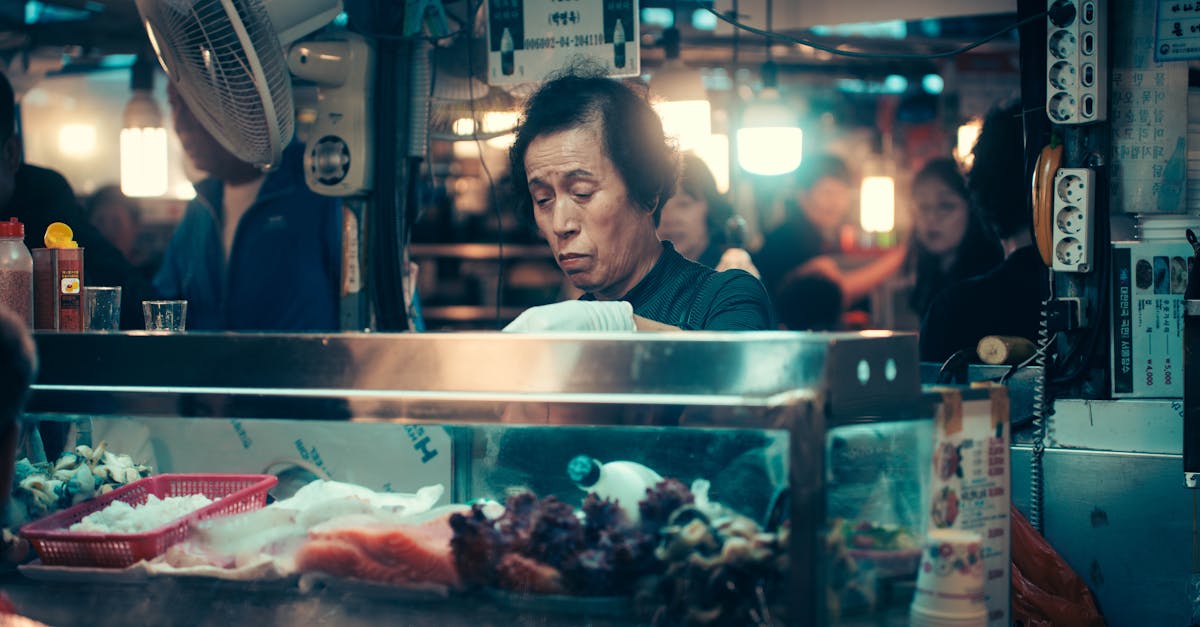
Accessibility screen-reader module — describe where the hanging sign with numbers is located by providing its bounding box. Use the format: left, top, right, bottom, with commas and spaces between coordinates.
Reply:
486, 0, 640, 85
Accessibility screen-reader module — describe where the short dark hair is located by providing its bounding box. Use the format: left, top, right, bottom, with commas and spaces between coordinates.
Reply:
509, 68, 677, 224
85, 185, 139, 223
678, 152, 734, 244
967, 100, 1028, 240
775, 270, 843, 331
0, 71, 13, 143
795, 153, 851, 192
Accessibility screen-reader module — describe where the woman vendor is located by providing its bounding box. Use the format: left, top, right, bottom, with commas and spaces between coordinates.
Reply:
503, 69, 772, 332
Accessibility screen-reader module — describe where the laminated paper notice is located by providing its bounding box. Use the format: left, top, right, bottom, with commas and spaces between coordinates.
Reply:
1154, 0, 1200, 61
928, 386, 1011, 627
1111, 0, 1188, 214
486, 0, 640, 85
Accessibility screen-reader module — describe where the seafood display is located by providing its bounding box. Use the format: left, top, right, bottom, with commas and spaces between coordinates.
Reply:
638, 481, 789, 626
7, 443, 151, 528
69, 494, 214, 533
449, 479, 693, 596
294, 513, 461, 588
159, 481, 447, 576
449, 478, 790, 624
13, 473, 791, 623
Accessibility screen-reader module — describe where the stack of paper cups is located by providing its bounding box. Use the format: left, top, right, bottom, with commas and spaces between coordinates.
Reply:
910, 529, 987, 627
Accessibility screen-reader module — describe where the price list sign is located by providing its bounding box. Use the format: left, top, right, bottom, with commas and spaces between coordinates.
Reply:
1155, 0, 1200, 60
486, 0, 639, 85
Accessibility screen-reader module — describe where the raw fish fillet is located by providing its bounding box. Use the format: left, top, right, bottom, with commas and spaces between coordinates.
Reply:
294, 514, 460, 588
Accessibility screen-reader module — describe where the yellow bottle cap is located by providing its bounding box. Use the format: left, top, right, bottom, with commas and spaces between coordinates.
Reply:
44, 222, 76, 248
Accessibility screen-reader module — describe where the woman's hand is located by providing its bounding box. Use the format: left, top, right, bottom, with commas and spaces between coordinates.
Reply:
503, 300, 636, 332
715, 248, 761, 279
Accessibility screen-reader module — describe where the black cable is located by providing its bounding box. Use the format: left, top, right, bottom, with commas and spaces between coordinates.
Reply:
365, 29, 464, 43
463, 0, 504, 327
702, 8, 1046, 60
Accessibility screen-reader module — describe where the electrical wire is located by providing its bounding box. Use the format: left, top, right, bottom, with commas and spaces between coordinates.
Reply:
702, 7, 1046, 60
464, 0, 504, 327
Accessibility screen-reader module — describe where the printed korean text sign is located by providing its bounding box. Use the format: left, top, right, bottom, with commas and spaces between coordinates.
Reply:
1156, 0, 1200, 61
1112, 0, 1188, 214
486, 0, 640, 85
928, 385, 1011, 627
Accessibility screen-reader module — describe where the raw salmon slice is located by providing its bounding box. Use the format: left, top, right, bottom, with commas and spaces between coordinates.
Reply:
295, 516, 460, 588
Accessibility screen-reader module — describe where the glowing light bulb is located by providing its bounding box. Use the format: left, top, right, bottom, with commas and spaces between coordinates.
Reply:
120, 90, 168, 197
737, 90, 802, 176
860, 176, 896, 233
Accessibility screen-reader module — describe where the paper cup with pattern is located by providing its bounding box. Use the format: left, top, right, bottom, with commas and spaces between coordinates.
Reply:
910, 528, 987, 625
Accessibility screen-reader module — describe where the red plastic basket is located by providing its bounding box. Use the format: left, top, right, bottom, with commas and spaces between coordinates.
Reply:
19, 473, 277, 568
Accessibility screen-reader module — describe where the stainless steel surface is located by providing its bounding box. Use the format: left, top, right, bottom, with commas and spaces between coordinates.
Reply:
30, 331, 921, 422
1048, 399, 1183, 454
1012, 446, 1190, 626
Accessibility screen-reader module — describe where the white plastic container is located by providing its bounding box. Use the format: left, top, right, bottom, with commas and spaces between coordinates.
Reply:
0, 217, 33, 327
566, 455, 662, 524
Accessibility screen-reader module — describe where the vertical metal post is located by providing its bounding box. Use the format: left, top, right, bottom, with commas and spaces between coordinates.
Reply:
788, 401, 824, 625
1185, 301, 1200, 488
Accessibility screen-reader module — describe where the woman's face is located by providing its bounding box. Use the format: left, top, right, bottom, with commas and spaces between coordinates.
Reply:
801, 177, 852, 232
526, 126, 659, 299
912, 177, 969, 257
657, 185, 710, 262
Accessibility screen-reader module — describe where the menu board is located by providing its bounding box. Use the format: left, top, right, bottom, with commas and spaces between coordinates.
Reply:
1155, 0, 1200, 61
1111, 240, 1190, 397
928, 385, 1011, 627
486, 0, 640, 85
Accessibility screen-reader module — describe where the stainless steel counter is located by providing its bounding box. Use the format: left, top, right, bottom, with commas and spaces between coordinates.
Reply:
19, 330, 925, 626
29, 331, 921, 423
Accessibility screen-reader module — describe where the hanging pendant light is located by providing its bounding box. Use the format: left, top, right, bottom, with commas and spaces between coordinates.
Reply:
120, 53, 168, 197
737, 61, 802, 176
735, 0, 802, 176
649, 23, 711, 152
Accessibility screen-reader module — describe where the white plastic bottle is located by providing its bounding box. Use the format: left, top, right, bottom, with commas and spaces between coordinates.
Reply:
0, 218, 33, 327
567, 455, 662, 524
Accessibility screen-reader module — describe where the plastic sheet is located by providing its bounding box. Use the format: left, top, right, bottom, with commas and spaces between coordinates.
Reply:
1010, 505, 1105, 627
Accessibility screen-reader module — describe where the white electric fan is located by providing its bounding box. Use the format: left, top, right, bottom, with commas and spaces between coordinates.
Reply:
136, 0, 374, 196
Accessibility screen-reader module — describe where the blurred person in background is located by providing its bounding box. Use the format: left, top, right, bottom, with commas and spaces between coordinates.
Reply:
920, 101, 1049, 362
906, 158, 1002, 318
657, 152, 760, 277
754, 154, 907, 317
503, 69, 772, 332
84, 185, 138, 264
84, 185, 161, 281
754, 154, 853, 295
156, 82, 341, 331
0, 71, 149, 330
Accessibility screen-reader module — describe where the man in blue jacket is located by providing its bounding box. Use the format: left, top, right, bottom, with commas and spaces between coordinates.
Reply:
155, 84, 340, 331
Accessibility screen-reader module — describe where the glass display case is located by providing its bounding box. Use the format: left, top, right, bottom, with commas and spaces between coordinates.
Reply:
7, 331, 929, 626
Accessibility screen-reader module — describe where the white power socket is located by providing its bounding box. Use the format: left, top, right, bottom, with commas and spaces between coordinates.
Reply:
1052, 167, 1094, 272
1045, 0, 1106, 124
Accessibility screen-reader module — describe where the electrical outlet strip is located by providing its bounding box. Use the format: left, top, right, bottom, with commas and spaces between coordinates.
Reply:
1052, 167, 1095, 272
1046, 0, 1107, 124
